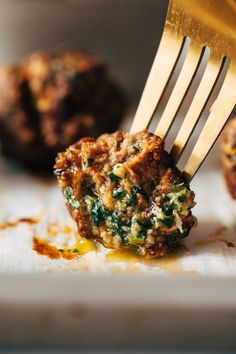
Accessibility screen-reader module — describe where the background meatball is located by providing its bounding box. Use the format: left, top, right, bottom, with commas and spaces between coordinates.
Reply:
55, 131, 196, 257
0, 50, 127, 170
221, 116, 236, 198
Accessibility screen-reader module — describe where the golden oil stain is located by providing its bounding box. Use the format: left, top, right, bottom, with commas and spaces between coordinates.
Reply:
74, 236, 97, 254
106, 244, 190, 274
195, 239, 217, 247
47, 222, 73, 237
33, 234, 97, 260
0, 217, 39, 231
33, 237, 80, 260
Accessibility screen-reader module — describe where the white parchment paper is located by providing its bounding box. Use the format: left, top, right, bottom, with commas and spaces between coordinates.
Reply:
0, 137, 235, 276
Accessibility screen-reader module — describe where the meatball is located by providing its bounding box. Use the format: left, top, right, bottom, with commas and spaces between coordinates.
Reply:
0, 50, 126, 170
221, 116, 236, 198
55, 131, 196, 257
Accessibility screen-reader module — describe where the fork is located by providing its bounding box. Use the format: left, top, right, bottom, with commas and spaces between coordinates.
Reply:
130, 0, 236, 182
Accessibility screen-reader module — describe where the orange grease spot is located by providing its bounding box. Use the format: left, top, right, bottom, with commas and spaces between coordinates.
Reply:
0, 217, 39, 231
33, 237, 79, 260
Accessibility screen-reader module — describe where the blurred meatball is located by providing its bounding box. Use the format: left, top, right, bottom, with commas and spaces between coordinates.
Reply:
221, 116, 236, 198
0, 50, 127, 170
55, 131, 196, 257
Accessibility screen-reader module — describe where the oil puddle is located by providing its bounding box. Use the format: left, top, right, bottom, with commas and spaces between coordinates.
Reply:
106, 243, 191, 274
195, 239, 217, 247
33, 236, 97, 260
33, 221, 97, 260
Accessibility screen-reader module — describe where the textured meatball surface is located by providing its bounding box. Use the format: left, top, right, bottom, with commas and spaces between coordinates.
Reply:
0, 50, 126, 170
55, 131, 196, 257
221, 116, 236, 198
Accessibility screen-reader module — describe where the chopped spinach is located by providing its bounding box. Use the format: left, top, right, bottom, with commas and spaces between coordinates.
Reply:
163, 204, 176, 216
113, 188, 126, 199
85, 157, 94, 168
164, 195, 171, 202
64, 186, 80, 209
70, 249, 80, 253
110, 212, 127, 238
132, 142, 142, 151
64, 186, 73, 200
128, 186, 148, 206
90, 197, 128, 239
178, 195, 186, 202
164, 182, 195, 217
91, 199, 110, 227
128, 234, 146, 245
162, 216, 174, 228
108, 171, 120, 182
139, 219, 153, 236
128, 187, 138, 206
127, 177, 133, 186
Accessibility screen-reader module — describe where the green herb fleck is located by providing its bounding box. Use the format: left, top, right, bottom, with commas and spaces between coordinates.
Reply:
127, 177, 133, 186
162, 216, 174, 228
132, 142, 142, 151
128, 187, 139, 206
64, 186, 73, 200
108, 171, 119, 182
128, 186, 148, 206
113, 188, 126, 199
163, 204, 176, 216
64, 186, 80, 209
85, 157, 94, 168
139, 219, 153, 236
91, 199, 110, 227
90, 197, 129, 239
164, 182, 195, 216
164, 195, 171, 202
70, 249, 79, 253
178, 195, 186, 202
110, 211, 127, 238
128, 234, 145, 245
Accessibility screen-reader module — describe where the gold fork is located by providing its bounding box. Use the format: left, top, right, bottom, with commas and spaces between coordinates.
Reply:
130, 0, 236, 181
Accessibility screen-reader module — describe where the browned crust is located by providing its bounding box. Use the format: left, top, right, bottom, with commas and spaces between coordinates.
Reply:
55, 131, 196, 257
0, 50, 126, 170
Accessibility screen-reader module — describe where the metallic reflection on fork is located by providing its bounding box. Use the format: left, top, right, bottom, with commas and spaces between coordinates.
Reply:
130, 0, 236, 181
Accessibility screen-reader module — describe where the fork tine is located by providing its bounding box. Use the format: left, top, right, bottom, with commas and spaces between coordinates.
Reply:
170, 56, 225, 163
183, 66, 236, 181
130, 31, 184, 133
154, 42, 204, 139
